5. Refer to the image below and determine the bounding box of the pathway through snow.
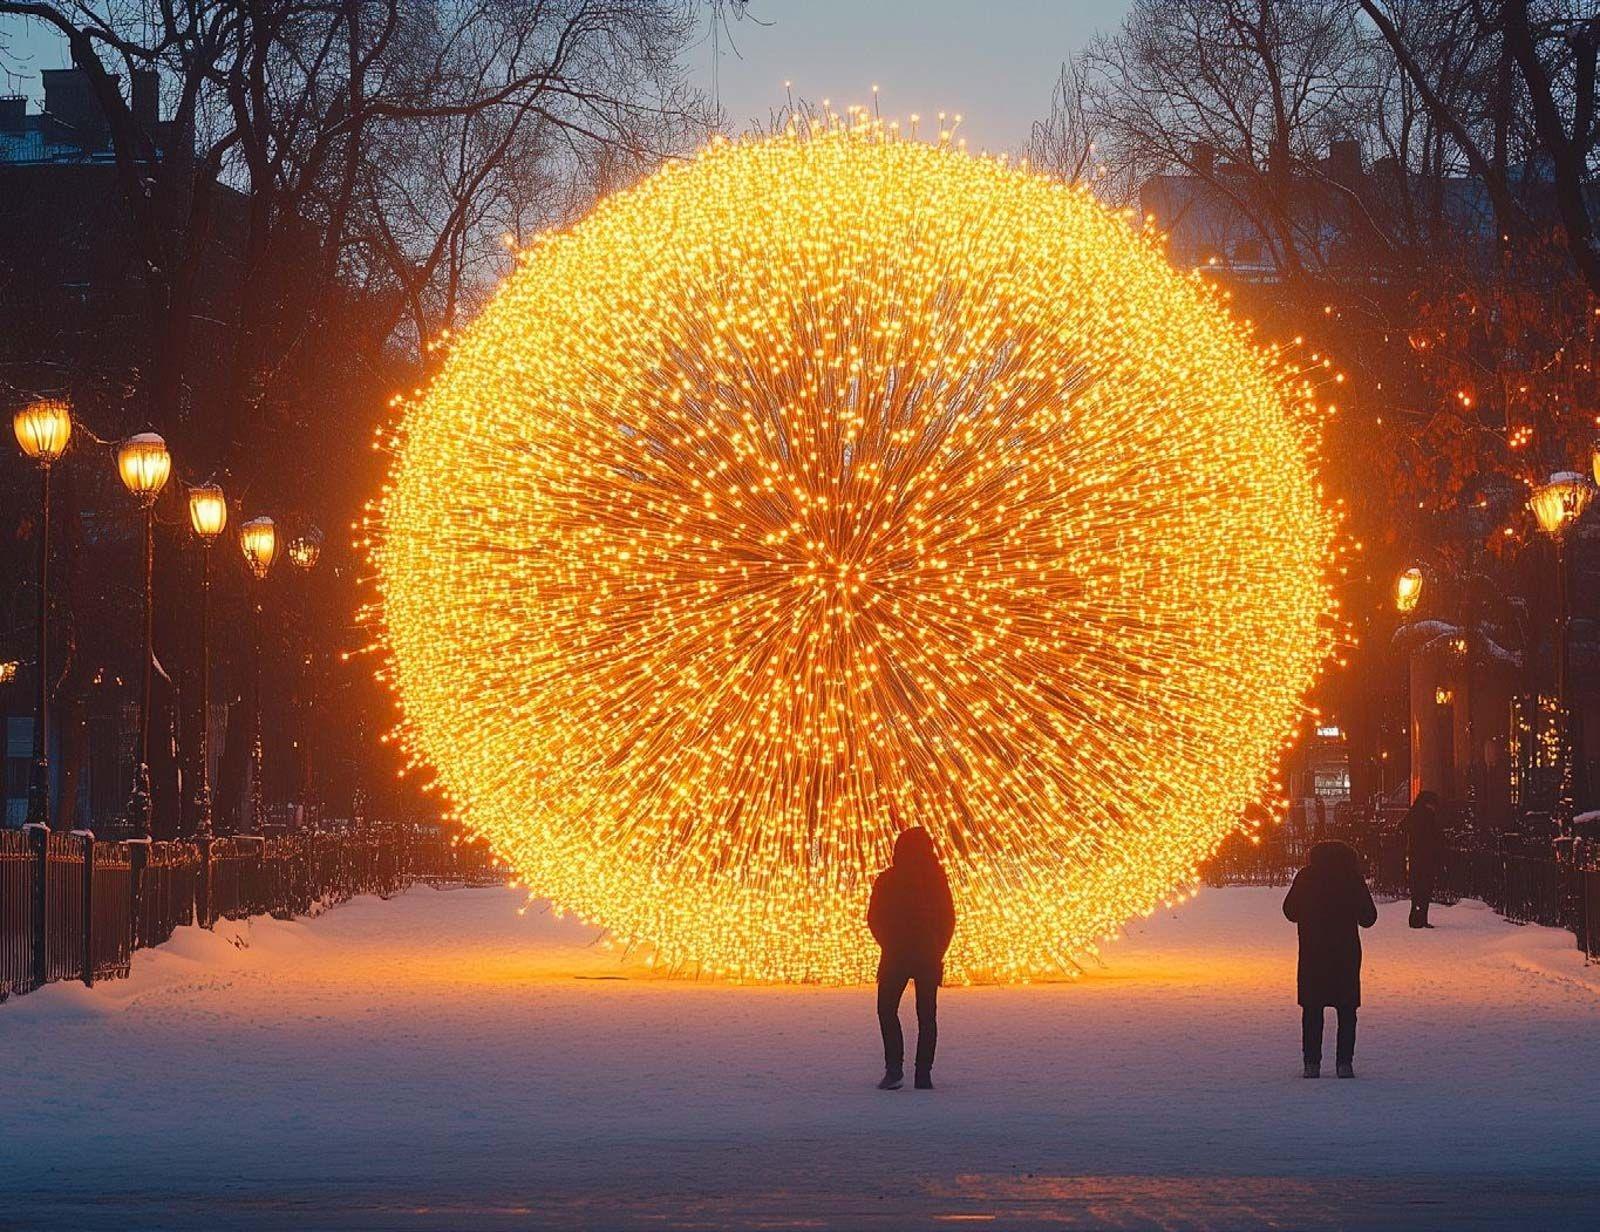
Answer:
[3,883,1597,1230]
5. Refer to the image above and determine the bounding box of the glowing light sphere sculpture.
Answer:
[373,126,1336,982]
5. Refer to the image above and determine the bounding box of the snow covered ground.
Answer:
[3,883,1598,1231]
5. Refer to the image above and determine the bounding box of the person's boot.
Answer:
[1336,1061,1355,1079]
[914,1071,933,1090]
[1302,1060,1320,1079]
[877,1071,904,1090]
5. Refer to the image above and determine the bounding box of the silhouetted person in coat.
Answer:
[1283,840,1378,1079]
[1399,790,1443,928]
[868,826,955,1090]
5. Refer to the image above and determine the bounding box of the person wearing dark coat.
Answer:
[867,826,956,1091]
[1282,840,1378,1079]
[1399,789,1444,928]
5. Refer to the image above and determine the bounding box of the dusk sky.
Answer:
[2,1,1132,156]
[691,0,1131,152]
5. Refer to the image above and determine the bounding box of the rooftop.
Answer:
[0,68,172,167]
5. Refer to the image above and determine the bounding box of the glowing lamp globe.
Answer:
[117,432,171,504]
[189,483,228,541]
[239,516,277,579]
[373,127,1335,982]
[14,398,73,465]
[1529,472,1593,539]
[287,525,323,570]
[1395,567,1423,614]
[1592,441,1600,490]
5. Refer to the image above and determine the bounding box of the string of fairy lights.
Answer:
[362,113,1343,983]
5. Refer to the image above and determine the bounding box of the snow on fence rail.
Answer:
[1202,826,1600,960]
[0,827,502,1002]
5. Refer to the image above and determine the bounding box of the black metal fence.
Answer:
[12,819,1592,1002]
[1203,825,1600,960]
[0,827,502,1002]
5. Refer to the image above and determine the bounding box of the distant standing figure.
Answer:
[1313,795,1328,841]
[1399,790,1443,928]
[868,826,956,1091]
[1282,840,1378,1079]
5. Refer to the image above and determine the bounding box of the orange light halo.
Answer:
[372,122,1337,983]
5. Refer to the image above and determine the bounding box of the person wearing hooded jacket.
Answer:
[1399,789,1444,928]
[868,826,956,1090]
[1283,839,1378,1078]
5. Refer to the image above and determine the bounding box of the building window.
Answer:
[1312,768,1351,799]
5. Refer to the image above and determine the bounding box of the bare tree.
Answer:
[0,0,709,836]
[352,1,703,358]
[1035,0,1600,821]
[1028,59,1119,193]
[0,0,709,470]
[1074,0,1376,278]
[1360,0,1600,295]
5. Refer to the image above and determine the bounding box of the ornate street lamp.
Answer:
[1529,471,1593,539]
[239,516,276,832]
[1529,470,1595,830]
[188,483,227,838]
[15,398,73,460]
[287,524,322,829]
[117,431,173,502]
[240,516,277,579]
[1395,567,1424,614]
[287,524,322,571]
[1394,564,1434,807]
[189,483,227,539]
[13,398,72,828]
[117,431,171,837]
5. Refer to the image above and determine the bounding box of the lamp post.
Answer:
[188,483,227,838]
[240,516,277,833]
[117,432,172,837]
[1528,471,1595,830]
[287,525,322,831]
[1395,563,1433,800]
[13,398,73,829]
